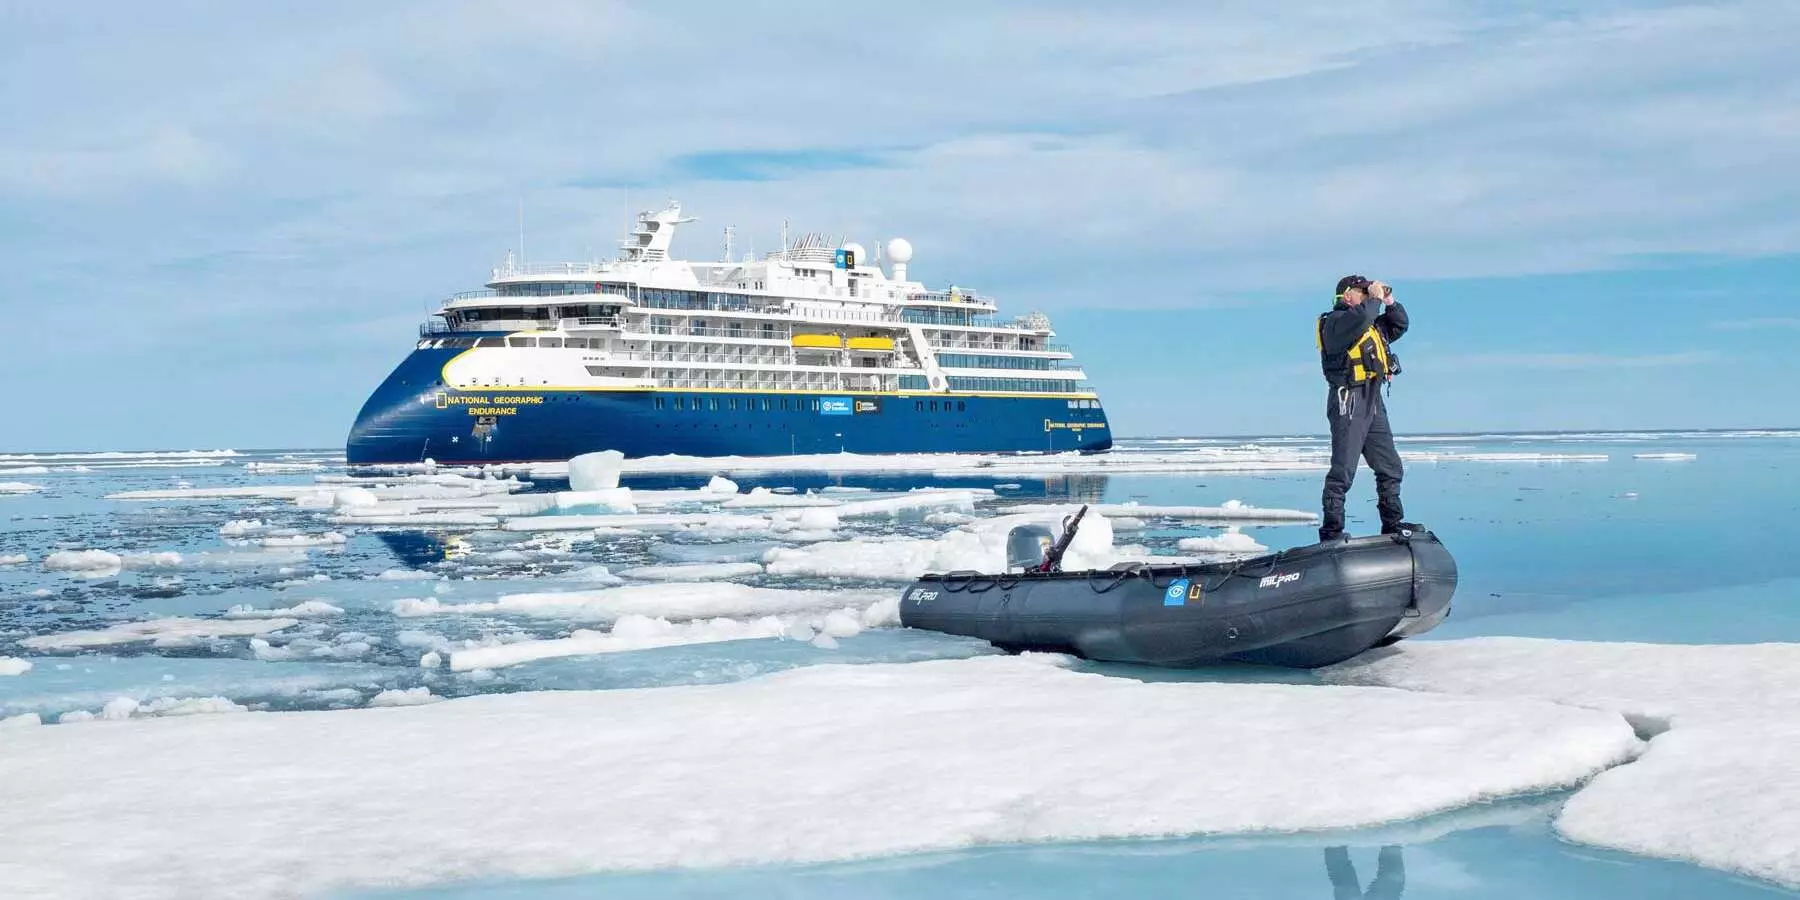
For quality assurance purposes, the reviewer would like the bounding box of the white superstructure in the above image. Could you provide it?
[417,202,1094,401]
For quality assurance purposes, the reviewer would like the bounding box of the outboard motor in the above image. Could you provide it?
[1006,524,1056,573]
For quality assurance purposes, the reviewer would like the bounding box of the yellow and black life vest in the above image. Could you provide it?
[1316,314,1396,387]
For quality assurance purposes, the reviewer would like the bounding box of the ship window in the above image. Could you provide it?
[760,398,770,411]
[477,338,505,348]
[655,397,665,409]
[957,401,965,412]
[676,397,686,410]
[915,401,923,411]
[508,337,535,348]
[539,338,563,349]
[781,398,790,411]
[727,398,737,411]
[929,401,938,412]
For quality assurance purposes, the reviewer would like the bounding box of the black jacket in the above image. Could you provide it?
[1319,300,1408,384]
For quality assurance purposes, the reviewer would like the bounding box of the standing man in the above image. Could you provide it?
[1316,275,1419,542]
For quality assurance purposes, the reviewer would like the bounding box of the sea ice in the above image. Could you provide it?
[0,654,1638,900]
[367,687,440,708]
[0,553,28,566]
[223,600,345,619]
[19,617,300,651]
[392,583,890,624]
[1320,637,1800,889]
[616,562,766,581]
[763,512,1128,580]
[0,481,43,494]
[1011,500,1315,523]
[567,450,625,491]
[0,657,33,676]
[41,549,123,579]
[1176,528,1268,554]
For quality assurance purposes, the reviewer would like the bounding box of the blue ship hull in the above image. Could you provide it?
[346,347,1112,465]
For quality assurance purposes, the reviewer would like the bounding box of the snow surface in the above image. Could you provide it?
[0,654,1638,900]
[1320,637,1800,889]
[762,513,1174,580]
[19,617,300,651]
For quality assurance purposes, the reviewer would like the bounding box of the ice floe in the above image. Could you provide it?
[367,687,441,708]
[0,481,43,494]
[0,655,391,721]
[223,600,345,619]
[1633,452,1698,461]
[762,512,1187,581]
[1176,527,1268,554]
[0,553,28,566]
[42,549,123,579]
[1010,499,1315,523]
[0,654,1638,899]
[19,617,300,651]
[392,582,890,624]
[616,562,766,581]
[0,657,32,676]
[1320,637,1800,889]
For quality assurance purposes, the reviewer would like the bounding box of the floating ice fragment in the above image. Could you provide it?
[21,617,300,651]
[0,657,33,676]
[367,687,440,708]
[568,450,624,491]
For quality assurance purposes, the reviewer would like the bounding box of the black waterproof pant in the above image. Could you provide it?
[1320,381,1404,541]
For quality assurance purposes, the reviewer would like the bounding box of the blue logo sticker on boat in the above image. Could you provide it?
[819,397,853,416]
[1165,578,1190,606]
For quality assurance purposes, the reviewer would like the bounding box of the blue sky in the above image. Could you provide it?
[1,0,1796,451]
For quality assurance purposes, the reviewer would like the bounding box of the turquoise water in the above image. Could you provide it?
[3,433,1798,898]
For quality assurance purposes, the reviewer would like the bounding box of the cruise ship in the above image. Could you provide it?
[345,203,1111,466]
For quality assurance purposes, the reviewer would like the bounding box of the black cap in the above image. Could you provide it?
[1336,274,1371,295]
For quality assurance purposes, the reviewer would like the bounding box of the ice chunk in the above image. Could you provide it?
[393,583,889,624]
[763,513,1122,580]
[0,713,41,728]
[721,487,840,509]
[0,655,1638,899]
[0,481,43,494]
[705,475,740,494]
[616,563,765,581]
[0,553,27,566]
[375,568,442,581]
[218,519,270,537]
[367,687,440,707]
[1010,501,1315,523]
[1634,452,1698,461]
[19,617,300,651]
[447,614,791,671]
[419,652,442,669]
[257,532,348,548]
[551,488,636,513]
[42,549,123,578]
[568,450,625,491]
[223,600,344,619]
[0,657,32,676]
[1176,527,1268,554]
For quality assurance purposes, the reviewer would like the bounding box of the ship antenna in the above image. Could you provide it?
[518,196,526,266]
[723,225,734,263]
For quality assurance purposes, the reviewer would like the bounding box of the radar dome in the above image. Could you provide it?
[885,238,914,263]
[841,242,867,266]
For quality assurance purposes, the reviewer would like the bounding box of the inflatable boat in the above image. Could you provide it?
[898,511,1456,669]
